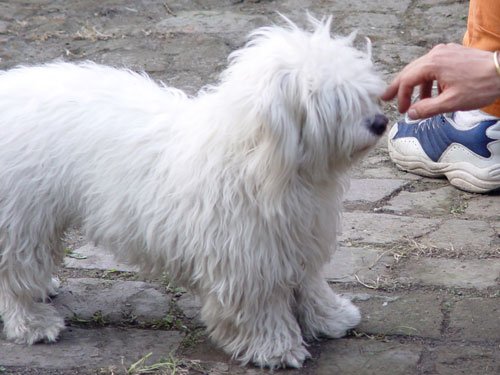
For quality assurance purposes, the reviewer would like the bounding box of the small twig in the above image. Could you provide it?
[354,274,379,289]
[163,2,176,17]
[368,249,392,270]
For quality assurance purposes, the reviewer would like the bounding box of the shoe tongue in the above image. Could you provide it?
[453,110,499,130]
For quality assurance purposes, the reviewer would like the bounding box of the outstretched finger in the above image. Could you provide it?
[396,78,416,114]
[396,52,441,111]
[380,75,400,101]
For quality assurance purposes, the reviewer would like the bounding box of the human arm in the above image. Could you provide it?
[381,43,500,119]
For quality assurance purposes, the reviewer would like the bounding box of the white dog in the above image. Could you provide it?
[0,17,386,368]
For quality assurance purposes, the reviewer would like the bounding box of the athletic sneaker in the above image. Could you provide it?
[388,110,500,193]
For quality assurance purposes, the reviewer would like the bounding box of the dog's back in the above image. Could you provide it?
[0,62,188,298]
[0,62,186,215]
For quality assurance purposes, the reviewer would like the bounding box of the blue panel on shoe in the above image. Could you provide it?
[393,115,497,162]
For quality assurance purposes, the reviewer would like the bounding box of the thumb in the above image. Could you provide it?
[408,92,455,119]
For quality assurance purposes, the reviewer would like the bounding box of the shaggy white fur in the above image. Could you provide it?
[0,16,387,368]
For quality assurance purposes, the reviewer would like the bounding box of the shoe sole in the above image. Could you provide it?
[389,143,500,194]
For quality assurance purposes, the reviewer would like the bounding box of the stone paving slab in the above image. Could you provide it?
[396,258,500,290]
[340,212,440,244]
[432,344,500,375]
[410,3,470,46]
[420,218,497,253]
[322,246,394,283]
[351,292,443,339]
[464,195,500,219]
[155,10,267,37]
[382,185,456,216]
[176,293,202,321]
[339,12,402,42]
[53,278,172,322]
[449,298,500,342]
[325,0,412,13]
[314,339,422,375]
[0,328,183,369]
[344,178,406,204]
[64,244,138,272]
[375,43,430,73]
[350,153,406,179]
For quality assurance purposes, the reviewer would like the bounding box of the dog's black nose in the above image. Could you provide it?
[369,114,388,136]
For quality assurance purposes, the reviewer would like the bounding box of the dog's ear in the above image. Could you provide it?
[261,69,304,154]
[244,68,306,198]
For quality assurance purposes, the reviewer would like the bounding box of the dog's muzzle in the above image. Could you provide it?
[369,114,388,136]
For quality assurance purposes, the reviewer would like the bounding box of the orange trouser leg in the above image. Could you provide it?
[463,0,500,117]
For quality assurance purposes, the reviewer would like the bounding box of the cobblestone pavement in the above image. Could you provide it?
[1,1,499,374]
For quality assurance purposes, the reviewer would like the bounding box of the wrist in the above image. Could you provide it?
[493,51,500,79]
[492,51,500,98]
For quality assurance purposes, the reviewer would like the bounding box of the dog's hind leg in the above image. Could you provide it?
[296,273,361,340]
[0,232,65,344]
[201,290,311,369]
[0,294,65,344]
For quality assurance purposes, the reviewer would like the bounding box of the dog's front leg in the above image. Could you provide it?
[296,272,361,340]
[201,289,311,369]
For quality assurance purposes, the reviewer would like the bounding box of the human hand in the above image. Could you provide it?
[381,43,500,119]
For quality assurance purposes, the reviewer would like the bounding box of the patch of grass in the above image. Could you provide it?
[160,274,186,295]
[66,311,108,327]
[353,326,418,340]
[99,270,139,281]
[67,312,91,324]
[92,310,108,326]
[179,328,206,349]
[450,193,469,215]
[102,269,118,277]
[442,301,453,313]
[135,303,189,332]
[128,352,203,374]
[489,290,500,298]
[450,202,468,215]
[351,330,388,342]
[148,314,187,331]
[100,352,203,375]
[64,249,88,259]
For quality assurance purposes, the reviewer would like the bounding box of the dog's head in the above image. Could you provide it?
[216,15,387,189]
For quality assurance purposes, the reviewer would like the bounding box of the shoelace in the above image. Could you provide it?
[413,115,445,134]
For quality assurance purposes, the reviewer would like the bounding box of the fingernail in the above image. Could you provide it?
[408,109,418,119]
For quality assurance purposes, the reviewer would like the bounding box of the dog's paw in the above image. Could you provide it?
[31,277,61,302]
[253,344,311,369]
[300,295,361,340]
[3,303,65,345]
[321,297,361,338]
[279,344,312,368]
[47,277,61,298]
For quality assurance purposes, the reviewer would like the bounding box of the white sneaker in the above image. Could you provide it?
[388,110,500,193]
